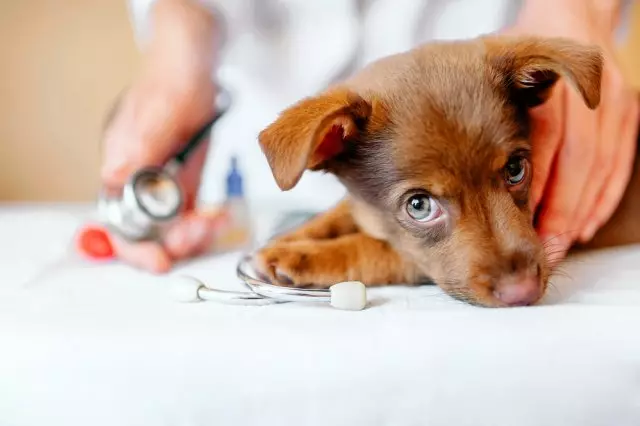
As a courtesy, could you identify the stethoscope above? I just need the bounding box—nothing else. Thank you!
[84,0,466,310]
[96,0,444,240]
[92,87,368,311]
[97,88,233,243]
[168,254,368,311]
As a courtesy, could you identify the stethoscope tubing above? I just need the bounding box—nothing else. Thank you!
[235,254,332,304]
[170,88,232,168]
[179,254,333,307]
[197,286,280,306]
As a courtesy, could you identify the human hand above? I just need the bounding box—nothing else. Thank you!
[509,0,639,264]
[91,0,226,273]
[98,67,225,273]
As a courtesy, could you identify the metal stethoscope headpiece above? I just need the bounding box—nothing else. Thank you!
[98,88,232,242]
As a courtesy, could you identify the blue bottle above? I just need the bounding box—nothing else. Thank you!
[215,156,253,252]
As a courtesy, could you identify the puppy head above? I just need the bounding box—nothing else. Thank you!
[259,36,603,307]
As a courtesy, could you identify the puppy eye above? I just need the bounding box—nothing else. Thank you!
[406,195,441,222]
[504,156,528,186]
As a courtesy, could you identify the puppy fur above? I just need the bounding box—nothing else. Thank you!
[254,35,639,308]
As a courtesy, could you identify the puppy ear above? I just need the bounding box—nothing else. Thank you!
[258,89,372,191]
[487,36,603,109]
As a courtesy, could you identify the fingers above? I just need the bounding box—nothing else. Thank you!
[536,89,599,260]
[574,65,628,242]
[581,96,639,239]
[163,210,229,260]
[101,82,215,189]
[105,208,228,273]
[110,236,173,274]
[101,87,177,187]
[97,73,217,272]
[528,84,565,210]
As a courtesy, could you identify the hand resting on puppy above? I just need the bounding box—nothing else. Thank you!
[255,35,640,308]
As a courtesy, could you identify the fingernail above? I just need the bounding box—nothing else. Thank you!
[174,219,208,250]
[189,218,210,239]
[151,257,172,274]
[580,221,599,243]
[164,227,187,252]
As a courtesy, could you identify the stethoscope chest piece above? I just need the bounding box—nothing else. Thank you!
[98,166,183,242]
[126,166,183,221]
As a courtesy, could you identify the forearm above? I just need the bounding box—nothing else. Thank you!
[145,0,222,83]
[519,0,627,35]
[589,0,628,32]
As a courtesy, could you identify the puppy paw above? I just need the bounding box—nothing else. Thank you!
[254,241,350,288]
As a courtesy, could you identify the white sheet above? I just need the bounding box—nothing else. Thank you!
[1,204,639,426]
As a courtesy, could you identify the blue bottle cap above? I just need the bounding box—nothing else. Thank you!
[226,155,244,198]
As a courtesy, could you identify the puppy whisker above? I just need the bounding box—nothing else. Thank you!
[545,280,563,299]
[542,229,581,247]
[549,269,572,281]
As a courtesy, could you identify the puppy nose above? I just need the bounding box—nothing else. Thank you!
[493,273,541,307]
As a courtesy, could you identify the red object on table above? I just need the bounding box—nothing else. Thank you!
[77,226,115,260]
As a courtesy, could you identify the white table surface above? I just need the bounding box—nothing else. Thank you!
[1,203,639,426]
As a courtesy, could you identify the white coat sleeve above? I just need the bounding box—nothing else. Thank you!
[126,0,246,50]
[616,0,634,43]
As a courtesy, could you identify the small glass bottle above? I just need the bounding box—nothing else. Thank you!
[213,156,253,253]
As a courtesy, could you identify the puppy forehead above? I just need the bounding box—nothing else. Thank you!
[366,42,525,191]
[389,107,521,192]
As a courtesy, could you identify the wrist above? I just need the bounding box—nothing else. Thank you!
[147,0,221,81]
[518,0,622,37]
[517,0,590,32]
[588,0,624,35]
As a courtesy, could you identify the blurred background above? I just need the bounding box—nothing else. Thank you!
[0,1,141,202]
[2,1,640,202]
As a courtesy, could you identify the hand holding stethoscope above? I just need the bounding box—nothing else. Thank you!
[77,82,232,270]
[97,87,232,243]
[76,83,368,311]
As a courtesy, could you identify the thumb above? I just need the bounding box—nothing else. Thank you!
[163,208,230,260]
[528,84,565,210]
[100,82,215,189]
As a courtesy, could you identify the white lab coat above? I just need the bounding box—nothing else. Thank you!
[126,0,629,211]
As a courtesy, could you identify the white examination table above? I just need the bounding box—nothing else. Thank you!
[1,204,639,426]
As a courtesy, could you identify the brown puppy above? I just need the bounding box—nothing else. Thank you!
[254,35,639,308]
